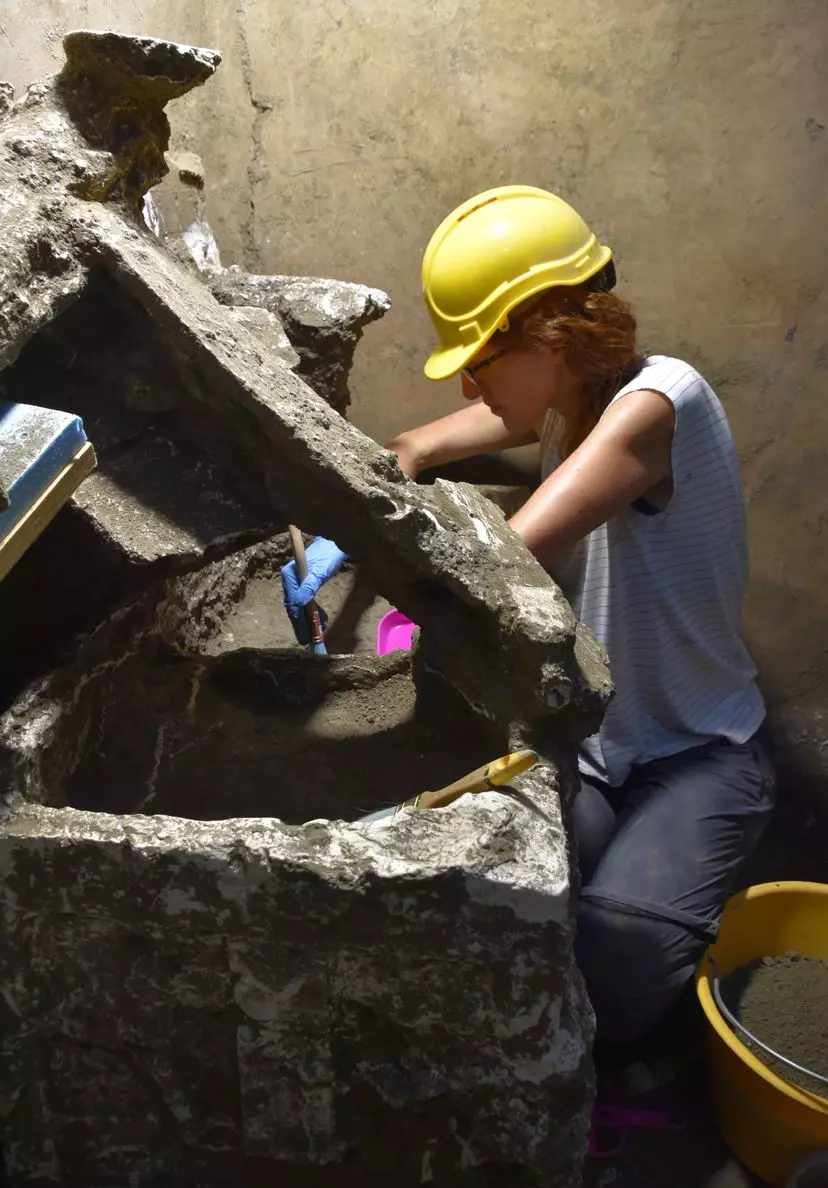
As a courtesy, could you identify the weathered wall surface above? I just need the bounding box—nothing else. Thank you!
[2,0,827,797]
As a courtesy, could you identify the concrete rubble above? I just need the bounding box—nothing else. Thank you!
[208,267,391,417]
[0,30,611,1187]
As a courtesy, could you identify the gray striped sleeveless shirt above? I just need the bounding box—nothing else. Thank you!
[540,354,765,786]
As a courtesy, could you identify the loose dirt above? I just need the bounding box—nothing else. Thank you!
[721,953,828,1095]
[207,566,393,655]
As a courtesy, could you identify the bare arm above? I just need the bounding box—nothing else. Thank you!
[387,402,537,479]
[509,389,676,567]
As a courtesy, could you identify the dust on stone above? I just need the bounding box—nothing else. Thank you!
[721,952,828,1095]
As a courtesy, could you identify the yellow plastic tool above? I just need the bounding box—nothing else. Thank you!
[0,442,96,583]
[696,881,828,1187]
[362,749,539,822]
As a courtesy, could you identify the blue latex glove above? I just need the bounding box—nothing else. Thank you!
[281,536,348,645]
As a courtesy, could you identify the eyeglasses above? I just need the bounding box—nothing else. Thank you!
[462,343,514,387]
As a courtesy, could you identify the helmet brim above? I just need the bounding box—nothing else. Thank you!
[423,340,484,381]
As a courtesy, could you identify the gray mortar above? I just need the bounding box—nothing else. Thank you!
[0,31,606,1186]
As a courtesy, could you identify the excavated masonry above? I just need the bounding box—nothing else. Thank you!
[0,31,612,1187]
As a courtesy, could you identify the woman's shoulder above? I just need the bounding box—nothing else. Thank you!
[618,355,714,410]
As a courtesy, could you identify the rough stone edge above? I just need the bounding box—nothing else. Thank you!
[0,773,570,925]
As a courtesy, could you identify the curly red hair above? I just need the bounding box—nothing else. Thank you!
[510,286,642,457]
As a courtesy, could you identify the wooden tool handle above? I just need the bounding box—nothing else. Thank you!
[288,525,327,650]
[288,525,310,582]
[409,749,539,812]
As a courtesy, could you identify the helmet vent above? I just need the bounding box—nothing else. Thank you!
[457,195,498,223]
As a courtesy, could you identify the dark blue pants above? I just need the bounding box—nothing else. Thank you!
[573,733,776,1044]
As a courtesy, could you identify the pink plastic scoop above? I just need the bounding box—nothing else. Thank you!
[376,609,417,655]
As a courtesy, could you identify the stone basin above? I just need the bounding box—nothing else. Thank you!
[0,549,594,1187]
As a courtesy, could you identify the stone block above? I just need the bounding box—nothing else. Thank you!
[0,786,592,1186]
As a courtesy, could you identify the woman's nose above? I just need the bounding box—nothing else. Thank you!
[460,372,480,401]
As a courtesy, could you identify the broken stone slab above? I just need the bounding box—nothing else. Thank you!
[0,273,284,706]
[154,151,385,415]
[0,34,601,1186]
[0,578,593,1186]
[71,436,274,566]
[209,265,391,416]
[80,207,610,734]
[0,31,611,735]
[58,31,221,215]
[169,213,384,414]
[0,769,592,1186]
[224,303,299,371]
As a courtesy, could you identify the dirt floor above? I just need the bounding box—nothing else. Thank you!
[207,565,393,656]
[583,1058,766,1188]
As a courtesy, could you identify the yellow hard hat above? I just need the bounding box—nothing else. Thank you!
[422,185,612,380]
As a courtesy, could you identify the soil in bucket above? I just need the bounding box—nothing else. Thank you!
[720,953,828,1095]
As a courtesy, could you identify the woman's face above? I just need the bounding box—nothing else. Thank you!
[460,341,574,434]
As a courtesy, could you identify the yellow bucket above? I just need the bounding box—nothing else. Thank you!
[696,881,828,1186]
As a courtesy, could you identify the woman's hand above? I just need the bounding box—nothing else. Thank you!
[280,537,348,643]
[509,388,675,567]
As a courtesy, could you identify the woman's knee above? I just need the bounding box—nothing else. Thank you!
[576,897,707,1044]
[572,780,617,883]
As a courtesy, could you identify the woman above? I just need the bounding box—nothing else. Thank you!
[282,185,775,1044]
